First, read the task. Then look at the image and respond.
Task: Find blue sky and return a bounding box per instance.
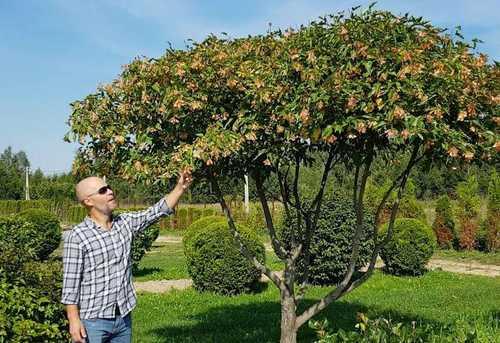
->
[1,0,498,174]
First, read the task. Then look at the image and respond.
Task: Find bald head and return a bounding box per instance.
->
[76,176,107,203]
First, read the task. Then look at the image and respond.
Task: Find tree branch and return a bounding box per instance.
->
[344,144,422,293]
[295,150,373,329]
[210,174,285,292]
[254,171,288,259]
[290,154,303,258]
[373,148,424,227]
[297,148,337,295]
[276,164,294,218]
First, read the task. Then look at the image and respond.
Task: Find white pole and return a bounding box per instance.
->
[244,174,249,214]
[25,167,30,201]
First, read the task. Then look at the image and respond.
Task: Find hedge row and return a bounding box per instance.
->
[0,199,86,224]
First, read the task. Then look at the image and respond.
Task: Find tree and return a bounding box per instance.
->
[455,175,481,250]
[482,170,499,251]
[0,146,29,200]
[66,7,499,343]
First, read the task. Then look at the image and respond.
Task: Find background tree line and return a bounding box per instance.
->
[0,146,496,204]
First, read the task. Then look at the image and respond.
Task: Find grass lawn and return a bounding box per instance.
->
[134,242,189,281]
[132,270,500,342]
[434,249,500,266]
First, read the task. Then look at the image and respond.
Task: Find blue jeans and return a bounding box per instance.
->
[82,314,132,343]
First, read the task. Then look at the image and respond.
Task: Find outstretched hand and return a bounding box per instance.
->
[177,169,193,190]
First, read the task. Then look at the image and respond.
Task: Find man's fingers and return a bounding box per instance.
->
[80,324,87,338]
[179,170,193,185]
[71,331,83,343]
[70,323,86,343]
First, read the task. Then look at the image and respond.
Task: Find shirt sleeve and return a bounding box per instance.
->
[61,231,84,305]
[120,197,174,235]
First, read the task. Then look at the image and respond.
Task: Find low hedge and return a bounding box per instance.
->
[18,209,61,260]
[184,220,265,295]
[380,218,436,276]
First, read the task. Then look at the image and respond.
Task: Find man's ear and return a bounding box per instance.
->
[82,198,93,208]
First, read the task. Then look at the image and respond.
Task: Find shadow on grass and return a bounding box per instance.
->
[134,267,162,277]
[145,298,450,343]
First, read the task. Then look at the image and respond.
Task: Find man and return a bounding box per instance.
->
[62,171,192,343]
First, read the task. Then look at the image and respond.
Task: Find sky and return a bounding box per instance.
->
[1,0,498,174]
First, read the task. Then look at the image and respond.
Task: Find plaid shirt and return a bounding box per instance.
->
[61,198,173,319]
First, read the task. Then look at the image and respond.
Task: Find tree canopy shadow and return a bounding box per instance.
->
[145,298,455,343]
[133,267,162,277]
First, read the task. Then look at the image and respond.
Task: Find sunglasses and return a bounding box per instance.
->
[86,185,113,198]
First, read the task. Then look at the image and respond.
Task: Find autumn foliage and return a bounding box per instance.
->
[66,10,498,182]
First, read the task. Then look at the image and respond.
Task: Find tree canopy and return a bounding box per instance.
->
[67,8,498,183]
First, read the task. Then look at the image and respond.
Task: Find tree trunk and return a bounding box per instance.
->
[280,290,297,343]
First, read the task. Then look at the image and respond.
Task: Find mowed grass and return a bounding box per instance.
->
[133,270,500,342]
[134,242,188,281]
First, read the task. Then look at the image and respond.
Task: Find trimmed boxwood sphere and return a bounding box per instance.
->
[183,215,225,253]
[279,195,375,285]
[380,218,436,276]
[18,209,61,260]
[184,220,265,295]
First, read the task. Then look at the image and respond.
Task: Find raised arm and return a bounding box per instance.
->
[165,169,193,209]
[122,170,192,234]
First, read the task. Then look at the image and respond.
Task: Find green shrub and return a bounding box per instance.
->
[202,208,218,217]
[0,217,38,280]
[367,178,426,225]
[177,208,189,229]
[18,209,61,260]
[240,203,267,234]
[480,171,499,252]
[131,224,160,273]
[456,175,481,219]
[191,208,203,223]
[397,198,427,223]
[184,221,265,295]
[67,205,86,224]
[380,218,436,276]
[184,215,226,255]
[432,195,456,249]
[455,176,481,250]
[310,313,498,343]
[18,199,52,212]
[279,195,375,285]
[0,280,69,342]
[0,217,68,342]
[0,200,19,215]
[114,208,160,273]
